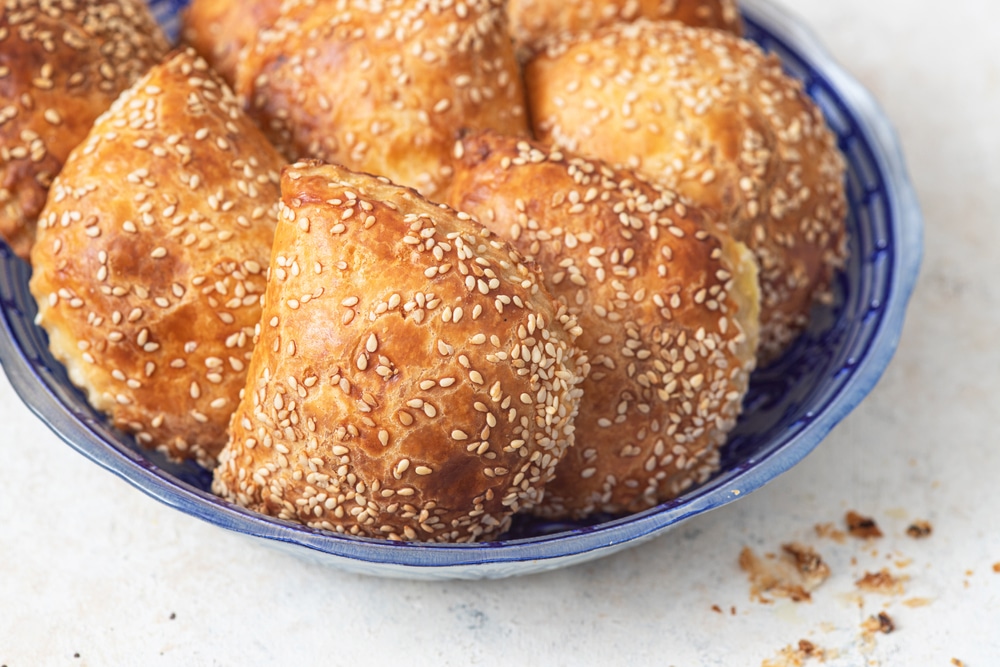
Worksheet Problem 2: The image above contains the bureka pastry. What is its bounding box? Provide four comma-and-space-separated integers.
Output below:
449, 131, 759, 517
235, 0, 529, 201
526, 21, 847, 361
213, 161, 586, 542
0, 0, 168, 260
29, 48, 285, 467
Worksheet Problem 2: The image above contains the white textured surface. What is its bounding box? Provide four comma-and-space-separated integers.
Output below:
2, 0, 999, 664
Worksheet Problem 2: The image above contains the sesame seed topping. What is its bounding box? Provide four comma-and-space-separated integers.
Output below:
28, 46, 282, 467
525, 20, 846, 362
212, 161, 585, 541
449, 130, 761, 517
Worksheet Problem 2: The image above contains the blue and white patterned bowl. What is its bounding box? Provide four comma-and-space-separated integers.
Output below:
0, 0, 922, 579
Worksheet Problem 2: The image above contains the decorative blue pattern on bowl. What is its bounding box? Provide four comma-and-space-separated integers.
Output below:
0, 0, 922, 579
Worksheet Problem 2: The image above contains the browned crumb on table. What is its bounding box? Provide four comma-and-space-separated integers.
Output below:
902, 597, 932, 608
905, 520, 933, 538
855, 568, 907, 595
993, 562, 1000, 573
798, 640, 820, 657
846, 511, 884, 539
739, 544, 830, 603
814, 522, 846, 543
712, 604, 723, 614
858, 611, 895, 656
893, 556, 914, 569
861, 611, 895, 635
784, 543, 833, 590
951, 659, 966, 667
761, 641, 828, 667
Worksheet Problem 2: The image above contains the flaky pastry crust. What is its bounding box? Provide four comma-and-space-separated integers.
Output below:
0, 0, 168, 260
235, 0, 529, 202
181, 0, 281, 86
449, 131, 759, 517
29, 48, 285, 466
213, 161, 585, 542
526, 21, 847, 361
508, 0, 742, 57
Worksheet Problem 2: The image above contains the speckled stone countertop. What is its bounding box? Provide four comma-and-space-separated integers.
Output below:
2, 1, 998, 665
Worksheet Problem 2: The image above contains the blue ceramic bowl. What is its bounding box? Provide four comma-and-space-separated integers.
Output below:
0, 0, 922, 579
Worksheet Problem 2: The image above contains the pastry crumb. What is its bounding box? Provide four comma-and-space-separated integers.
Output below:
992, 562, 1000, 573
858, 610, 895, 655
902, 597, 932, 608
905, 520, 932, 538
783, 543, 832, 590
855, 569, 906, 595
846, 511, 883, 539
740, 544, 830, 603
814, 522, 846, 543
798, 639, 818, 656
951, 659, 966, 667
712, 604, 723, 614
761, 641, 828, 667
861, 611, 895, 634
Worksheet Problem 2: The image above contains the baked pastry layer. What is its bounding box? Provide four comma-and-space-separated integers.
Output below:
29, 48, 285, 466
526, 20, 847, 361
450, 131, 759, 517
235, 0, 529, 202
181, 0, 281, 86
508, 0, 741, 57
213, 161, 586, 541
0, 0, 168, 260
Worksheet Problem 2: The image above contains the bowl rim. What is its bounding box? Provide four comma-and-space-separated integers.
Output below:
0, 0, 923, 574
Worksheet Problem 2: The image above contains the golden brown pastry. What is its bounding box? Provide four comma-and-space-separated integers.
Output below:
449, 131, 759, 517
213, 161, 586, 542
526, 21, 847, 362
508, 0, 742, 56
181, 0, 281, 86
0, 0, 168, 261
235, 0, 529, 202
29, 48, 285, 467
